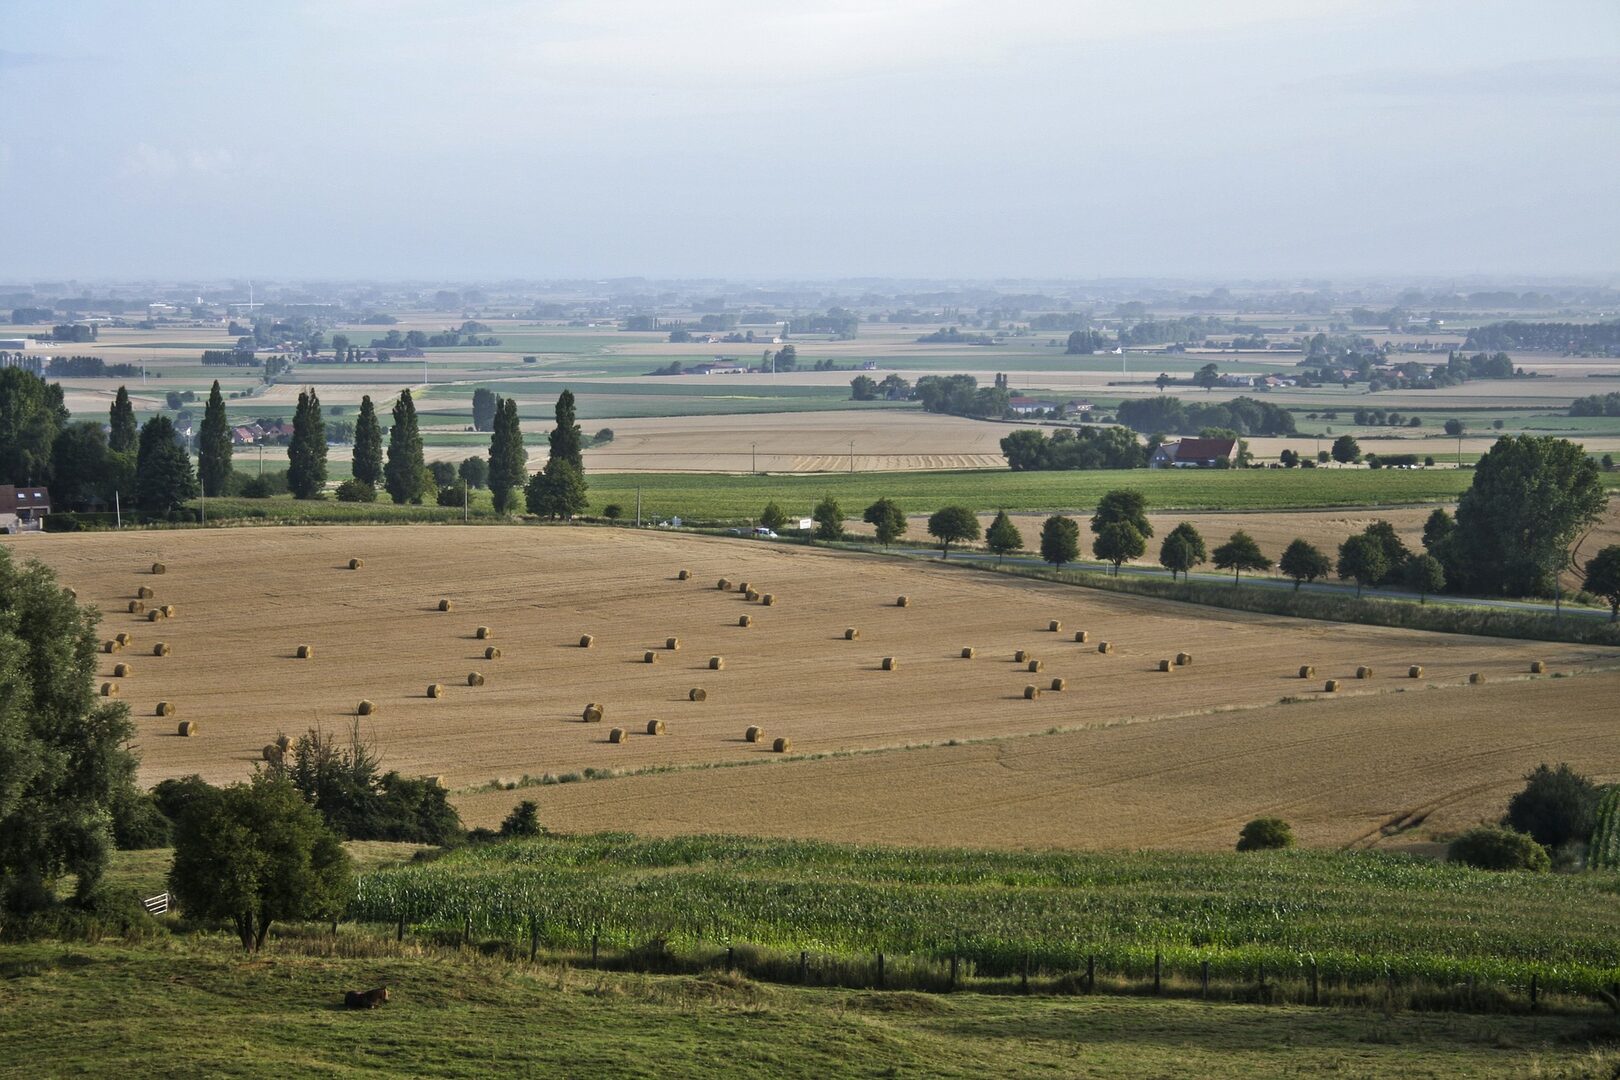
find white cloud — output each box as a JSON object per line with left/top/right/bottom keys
{"left": 120, "top": 143, "right": 236, "bottom": 180}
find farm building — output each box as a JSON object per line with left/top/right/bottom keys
{"left": 1150, "top": 437, "right": 1238, "bottom": 468}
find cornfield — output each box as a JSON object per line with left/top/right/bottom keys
{"left": 1590, "top": 786, "right": 1620, "bottom": 871}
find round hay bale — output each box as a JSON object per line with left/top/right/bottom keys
{"left": 296, "top": 644, "right": 314, "bottom": 659}
{"left": 895, "top": 595, "right": 910, "bottom": 608}
{"left": 646, "top": 719, "right": 665, "bottom": 735}
{"left": 151, "top": 562, "right": 166, "bottom": 575}
{"left": 717, "top": 578, "right": 732, "bottom": 590}
{"left": 961, "top": 647, "right": 975, "bottom": 659}
{"left": 579, "top": 634, "right": 595, "bottom": 648}
{"left": 113, "top": 662, "right": 132, "bottom": 678}
{"left": 467, "top": 671, "right": 485, "bottom": 687}
{"left": 1408, "top": 665, "right": 1424, "bottom": 679}
{"left": 177, "top": 720, "right": 197, "bottom": 737}
{"left": 737, "top": 581, "right": 751, "bottom": 594}
{"left": 1014, "top": 649, "right": 1029, "bottom": 663}
{"left": 1050, "top": 677, "right": 1067, "bottom": 692}
{"left": 677, "top": 569, "right": 691, "bottom": 580}
{"left": 485, "top": 646, "right": 502, "bottom": 660}
{"left": 738, "top": 615, "right": 753, "bottom": 628}
{"left": 1097, "top": 642, "right": 1113, "bottom": 655}
{"left": 1469, "top": 672, "right": 1486, "bottom": 685}
{"left": 1175, "top": 652, "right": 1192, "bottom": 666}
{"left": 772, "top": 737, "right": 791, "bottom": 753}
{"left": 882, "top": 656, "right": 899, "bottom": 671}
{"left": 1048, "top": 620, "right": 1062, "bottom": 632}
{"left": 156, "top": 701, "right": 175, "bottom": 717}
{"left": 1027, "top": 659, "right": 1043, "bottom": 673}
{"left": 1158, "top": 659, "right": 1173, "bottom": 672}
{"left": 100, "top": 682, "right": 118, "bottom": 697}
{"left": 115, "top": 632, "right": 133, "bottom": 646}
{"left": 476, "top": 626, "right": 493, "bottom": 640}
{"left": 147, "top": 609, "right": 162, "bottom": 622}
{"left": 745, "top": 590, "right": 759, "bottom": 602}
{"left": 438, "top": 599, "right": 453, "bottom": 612}
{"left": 745, "top": 725, "right": 765, "bottom": 743}
{"left": 128, "top": 600, "right": 145, "bottom": 614}
{"left": 357, "top": 700, "right": 376, "bottom": 716}
{"left": 1073, "top": 630, "right": 1089, "bottom": 643}
{"left": 761, "top": 594, "right": 776, "bottom": 606}
{"left": 67, "top": 587, "right": 76, "bottom": 599}
{"left": 666, "top": 637, "right": 681, "bottom": 650}
{"left": 429, "top": 775, "right": 447, "bottom": 789}
{"left": 152, "top": 642, "right": 170, "bottom": 657}
{"left": 845, "top": 627, "right": 860, "bottom": 640}
{"left": 136, "top": 586, "right": 155, "bottom": 599}
{"left": 102, "top": 640, "right": 120, "bottom": 654}
{"left": 161, "top": 605, "right": 175, "bottom": 618}
{"left": 709, "top": 656, "right": 724, "bottom": 670}
{"left": 349, "top": 558, "right": 364, "bottom": 570}
{"left": 1530, "top": 660, "right": 1546, "bottom": 674}
{"left": 1323, "top": 679, "right": 1340, "bottom": 693}
{"left": 1023, "top": 685, "right": 1040, "bottom": 700}
{"left": 427, "top": 683, "right": 445, "bottom": 698}
{"left": 609, "top": 727, "right": 627, "bottom": 744}
{"left": 688, "top": 687, "right": 707, "bottom": 702}
{"left": 1356, "top": 666, "right": 1373, "bottom": 679}
{"left": 582, "top": 704, "right": 604, "bottom": 722}
{"left": 276, "top": 734, "right": 296, "bottom": 753}
{"left": 1298, "top": 665, "right": 1315, "bottom": 679}
{"left": 262, "top": 744, "right": 282, "bottom": 763}
{"left": 644, "top": 651, "right": 657, "bottom": 664}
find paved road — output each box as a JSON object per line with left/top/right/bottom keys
{"left": 863, "top": 544, "right": 1612, "bottom": 621}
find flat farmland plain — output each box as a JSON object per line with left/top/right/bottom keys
{"left": 9, "top": 527, "right": 1614, "bottom": 806}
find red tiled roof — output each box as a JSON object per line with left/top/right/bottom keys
{"left": 1174, "top": 438, "right": 1237, "bottom": 461}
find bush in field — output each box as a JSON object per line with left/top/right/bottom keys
{"left": 428, "top": 460, "right": 458, "bottom": 487}
{"left": 335, "top": 478, "right": 376, "bottom": 503}
{"left": 760, "top": 501, "right": 789, "bottom": 532}
{"left": 812, "top": 495, "right": 844, "bottom": 541}
{"left": 436, "top": 480, "right": 469, "bottom": 507}
{"left": 1448, "top": 826, "right": 1550, "bottom": 872}
{"left": 500, "top": 800, "right": 542, "bottom": 838}
{"left": 1236, "top": 818, "right": 1294, "bottom": 851}
{"left": 110, "top": 788, "right": 171, "bottom": 850}
{"left": 1505, "top": 763, "right": 1599, "bottom": 849}
{"left": 458, "top": 456, "right": 489, "bottom": 489}
{"left": 863, "top": 498, "right": 907, "bottom": 547}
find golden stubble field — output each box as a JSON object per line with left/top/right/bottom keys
{"left": 8, "top": 526, "right": 1616, "bottom": 833}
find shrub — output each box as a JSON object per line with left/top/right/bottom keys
{"left": 111, "top": 788, "right": 172, "bottom": 850}
{"left": 335, "top": 478, "right": 377, "bottom": 503}
{"left": 436, "top": 480, "right": 469, "bottom": 507}
{"left": 602, "top": 503, "right": 623, "bottom": 520}
{"left": 499, "top": 800, "right": 542, "bottom": 838}
{"left": 1448, "top": 826, "right": 1550, "bottom": 872}
{"left": 428, "top": 460, "right": 458, "bottom": 487}
{"left": 1236, "top": 818, "right": 1294, "bottom": 851}
{"left": 1505, "top": 763, "right": 1599, "bottom": 848}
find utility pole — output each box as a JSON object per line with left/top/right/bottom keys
{"left": 635, "top": 484, "right": 642, "bottom": 527}
{"left": 849, "top": 440, "right": 855, "bottom": 475}
{"left": 114, "top": 490, "right": 121, "bottom": 529}
{"left": 751, "top": 442, "right": 757, "bottom": 474}
{"left": 463, "top": 481, "right": 469, "bottom": 524}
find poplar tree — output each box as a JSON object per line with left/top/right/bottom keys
{"left": 108, "top": 385, "right": 138, "bottom": 453}
{"left": 384, "top": 389, "right": 425, "bottom": 504}
{"left": 487, "top": 397, "right": 526, "bottom": 514}
{"left": 547, "top": 389, "right": 583, "bottom": 469}
{"left": 287, "top": 387, "right": 327, "bottom": 499}
{"left": 197, "top": 380, "right": 232, "bottom": 497}
{"left": 351, "top": 395, "right": 382, "bottom": 488}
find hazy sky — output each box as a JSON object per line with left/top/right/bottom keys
{"left": 3, "top": 1, "right": 1617, "bottom": 281}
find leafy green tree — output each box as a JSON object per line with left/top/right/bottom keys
{"left": 352, "top": 395, "right": 383, "bottom": 488}
{"left": 0, "top": 368, "right": 66, "bottom": 486}
{"left": 774, "top": 344, "right": 797, "bottom": 372}
{"left": 1584, "top": 545, "right": 1620, "bottom": 621}
{"left": 472, "top": 388, "right": 498, "bottom": 432}
{"left": 1236, "top": 818, "right": 1294, "bottom": 851}
{"left": 1505, "top": 763, "right": 1598, "bottom": 850}
{"left": 169, "top": 777, "right": 354, "bottom": 951}
{"left": 1358, "top": 521, "right": 1410, "bottom": 584}
{"left": 488, "top": 397, "right": 527, "bottom": 515}
{"left": 1443, "top": 418, "right": 1465, "bottom": 437}
{"left": 458, "top": 456, "right": 489, "bottom": 489}
{"left": 287, "top": 388, "right": 327, "bottom": 499}
{"left": 1447, "top": 436, "right": 1607, "bottom": 597}
{"left": 428, "top": 460, "right": 458, "bottom": 488}
{"left": 1335, "top": 534, "right": 1388, "bottom": 598}
{"left": 384, "top": 389, "right": 426, "bottom": 504}
{"left": 811, "top": 495, "right": 843, "bottom": 541}
{"left": 335, "top": 478, "right": 375, "bottom": 502}
{"left": 547, "top": 389, "right": 583, "bottom": 469}
{"left": 863, "top": 498, "right": 907, "bottom": 547}
{"left": 927, "top": 505, "right": 979, "bottom": 558}
{"left": 500, "top": 800, "right": 542, "bottom": 838}
{"left": 1090, "top": 489, "right": 1152, "bottom": 540}
{"left": 525, "top": 458, "right": 587, "bottom": 519}
{"left": 1448, "top": 826, "right": 1549, "bottom": 871}
{"left": 1212, "top": 530, "right": 1271, "bottom": 583}
{"left": 1330, "top": 434, "right": 1360, "bottom": 464}
{"left": 1193, "top": 362, "right": 1220, "bottom": 391}
{"left": 1040, "top": 515, "right": 1080, "bottom": 568}
{"left": 0, "top": 549, "right": 140, "bottom": 909}
{"left": 134, "top": 416, "right": 198, "bottom": 514}
{"left": 1403, "top": 553, "right": 1446, "bottom": 603}
{"left": 1093, "top": 521, "right": 1145, "bottom": 574}
{"left": 1278, "top": 538, "right": 1331, "bottom": 590}
{"left": 1158, "top": 522, "right": 1207, "bottom": 581}
{"left": 108, "top": 385, "right": 138, "bottom": 454}
{"left": 268, "top": 724, "right": 462, "bottom": 844}
{"left": 197, "top": 380, "right": 233, "bottom": 497}
{"left": 985, "top": 510, "right": 1023, "bottom": 563}
{"left": 50, "top": 422, "right": 114, "bottom": 511}
{"left": 1421, "top": 507, "right": 1454, "bottom": 554}
{"left": 760, "top": 501, "right": 789, "bottom": 532}
{"left": 849, "top": 375, "right": 878, "bottom": 401}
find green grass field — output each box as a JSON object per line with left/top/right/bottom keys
{"left": 587, "top": 467, "right": 1476, "bottom": 520}
{"left": 353, "top": 835, "right": 1620, "bottom": 995}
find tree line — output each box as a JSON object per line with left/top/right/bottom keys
{"left": 1115, "top": 395, "right": 1295, "bottom": 437}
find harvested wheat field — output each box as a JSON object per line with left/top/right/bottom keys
{"left": 457, "top": 671, "right": 1620, "bottom": 851}
{"left": 8, "top": 527, "right": 1615, "bottom": 798}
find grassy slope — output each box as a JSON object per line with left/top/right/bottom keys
{"left": 0, "top": 936, "right": 1610, "bottom": 1079}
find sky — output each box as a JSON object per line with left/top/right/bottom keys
{"left": 2, "top": 0, "right": 1617, "bottom": 281}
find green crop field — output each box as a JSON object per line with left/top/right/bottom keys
{"left": 353, "top": 834, "right": 1620, "bottom": 994}
{"left": 587, "top": 467, "right": 1476, "bottom": 521}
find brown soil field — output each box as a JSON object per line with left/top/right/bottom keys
{"left": 7, "top": 526, "right": 1615, "bottom": 801}
{"left": 456, "top": 671, "right": 1620, "bottom": 851}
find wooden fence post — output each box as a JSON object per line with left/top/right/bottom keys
{"left": 396, "top": 914, "right": 405, "bottom": 943}
{"left": 1530, "top": 973, "right": 1539, "bottom": 1010}
{"left": 529, "top": 916, "right": 539, "bottom": 963}
{"left": 877, "top": 952, "right": 885, "bottom": 989}
{"left": 799, "top": 950, "right": 808, "bottom": 984}
{"left": 1086, "top": 955, "right": 1096, "bottom": 994}
{"left": 1153, "top": 950, "right": 1162, "bottom": 996}
{"left": 1309, "top": 960, "right": 1319, "bottom": 1006}
{"left": 1200, "top": 960, "right": 1209, "bottom": 999}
